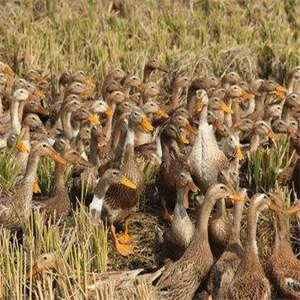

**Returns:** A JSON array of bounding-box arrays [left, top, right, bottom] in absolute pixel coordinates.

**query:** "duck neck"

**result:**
[[170, 85, 182, 110], [196, 195, 222, 240], [245, 204, 260, 257], [232, 100, 241, 125], [10, 100, 22, 134], [143, 68, 152, 83], [0, 95, 3, 119], [156, 133, 163, 160], [122, 123, 135, 163], [281, 104, 290, 122], [254, 92, 267, 118], [61, 110, 73, 141], [76, 137, 86, 154], [18, 101, 25, 123], [19, 151, 40, 202], [275, 212, 290, 247], [224, 98, 232, 128], [174, 187, 187, 220], [215, 198, 226, 218], [241, 99, 255, 117], [53, 162, 67, 193], [230, 201, 244, 243], [250, 132, 260, 152], [199, 104, 208, 125], [103, 102, 116, 139], [121, 84, 131, 100], [96, 178, 112, 199]]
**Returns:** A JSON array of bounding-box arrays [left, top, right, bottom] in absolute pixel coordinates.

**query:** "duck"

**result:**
[[266, 192, 300, 299], [247, 80, 285, 122], [287, 66, 300, 96], [167, 75, 189, 112], [121, 75, 143, 101], [143, 58, 169, 83], [90, 108, 153, 256], [158, 124, 191, 221], [155, 170, 198, 266], [282, 93, 300, 122], [33, 139, 92, 220], [207, 188, 248, 299], [89, 168, 137, 256], [250, 120, 276, 152], [188, 89, 228, 193], [226, 193, 282, 300], [0, 141, 66, 231], [155, 184, 238, 300]]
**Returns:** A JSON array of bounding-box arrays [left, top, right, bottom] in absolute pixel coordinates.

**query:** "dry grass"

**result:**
[[1, 0, 300, 298]]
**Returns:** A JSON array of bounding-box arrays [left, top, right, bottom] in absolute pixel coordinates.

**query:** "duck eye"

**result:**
[[43, 256, 48, 260], [112, 171, 118, 176], [220, 186, 225, 190], [42, 144, 46, 148]]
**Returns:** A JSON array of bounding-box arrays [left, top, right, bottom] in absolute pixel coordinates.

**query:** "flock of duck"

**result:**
[[0, 59, 300, 299]]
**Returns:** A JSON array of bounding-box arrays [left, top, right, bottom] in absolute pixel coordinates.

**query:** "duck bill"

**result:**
[[156, 109, 169, 119], [80, 88, 92, 98], [185, 123, 197, 135], [266, 130, 276, 142], [26, 264, 43, 279], [234, 146, 244, 161], [140, 117, 154, 132], [188, 180, 199, 193], [36, 76, 48, 85], [219, 103, 233, 114], [228, 193, 244, 202], [136, 82, 144, 92], [46, 149, 67, 165], [105, 108, 114, 117], [196, 99, 204, 112], [33, 180, 41, 194], [33, 89, 45, 99], [16, 141, 29, 153], [78, 156, 93, 167], [283, 203, 300, 214], [241, 91, 254, 101], [3, 66, 14, 77], [36, 105, 49, 116], [88, 114, 100, 125], [274, 85, 286, 100], [157, 65, 170, 73], [269, 203, 283, 213], [180, 134, 190, 145], [83, 76, 95, 88], [120, 175, 137, 189]]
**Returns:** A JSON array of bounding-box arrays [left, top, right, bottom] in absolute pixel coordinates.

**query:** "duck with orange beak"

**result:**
[[93, 108, 153, 256], [0, 141, 66, 231]]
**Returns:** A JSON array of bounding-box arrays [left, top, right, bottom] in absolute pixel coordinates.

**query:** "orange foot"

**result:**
[[115, 240, 134, 256], [164, 211, 174, 222], [118, 233, 136, 245]]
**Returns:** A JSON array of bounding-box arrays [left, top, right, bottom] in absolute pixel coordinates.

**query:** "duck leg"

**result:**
[[118, 218, 135, 245], [110, 224, 133, 256], [161, 198, 173, 222]]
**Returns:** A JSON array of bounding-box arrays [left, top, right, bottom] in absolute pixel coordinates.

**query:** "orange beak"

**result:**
[[16, 141, 29, 153], [33, 180, 41, 194], [219, 103, 233, 114], [228, 193, 244, 202], [32, 88, 45, 99], [26, 264, 43, 279], [266, 129, 277, 142], [188, 180, 199, 193], [140, 117, 154, 132], [36, 105, 49, 115], [180, 134, 190, 145], [104, 109, 114, 117], [120, 175, 137, 189], [185, 123, 197, 135], [88, 114, 100, 125], [234, 146, 244, 161], [46, 149, 67, 165], [274, 85, 286, 100], [269, 203, 283, 213], [241, 91, 254, 101], [2, 66, 14, 77], [83, 76, 95, 88], [157, 65, 170, 73], [156, 108, 169, 119]]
